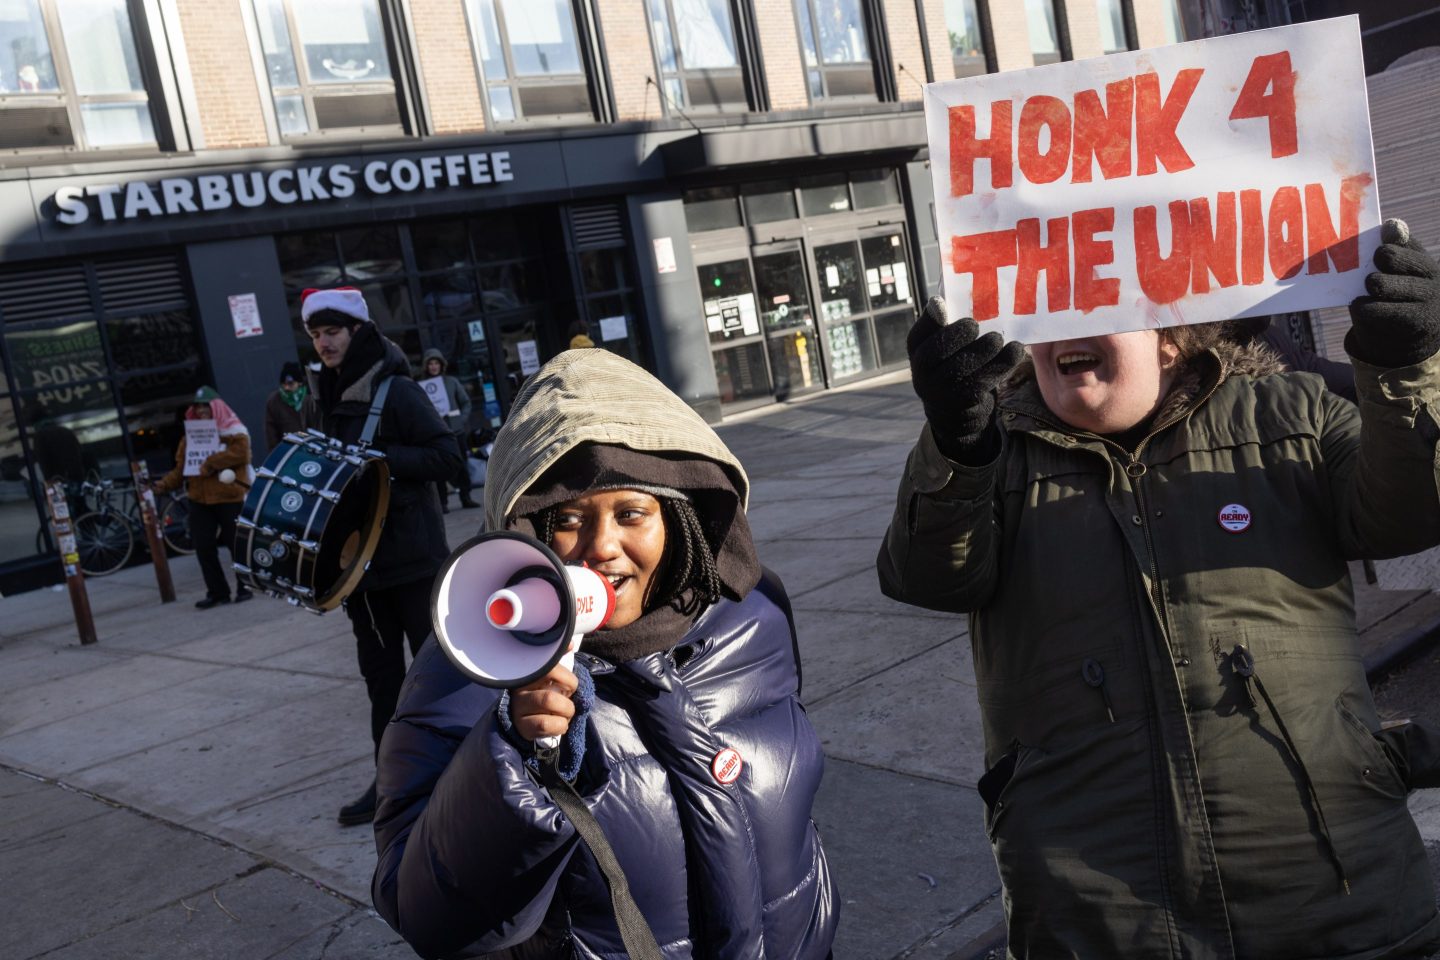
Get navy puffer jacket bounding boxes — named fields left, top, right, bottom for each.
left=371, top=569, right=837, bottom=959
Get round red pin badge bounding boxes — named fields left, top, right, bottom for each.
left=711, top=747, right=743, bottom=785
left=1217, top=503, right=1252, bottom=533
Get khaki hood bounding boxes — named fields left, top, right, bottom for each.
left=484, top=349, right=749, bottom=530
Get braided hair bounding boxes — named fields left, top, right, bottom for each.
left=531, top=494, right=723, bottom=618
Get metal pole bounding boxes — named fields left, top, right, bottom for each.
left=131, top=461, right=176, bottom=603
left=45, top=479, right=98, bottom=645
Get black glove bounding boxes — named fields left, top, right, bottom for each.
left=907, top=296, right=1025, bottom=464
left=1346, top=218, right=1440, bottom=368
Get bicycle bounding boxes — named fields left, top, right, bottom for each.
left=35, top=476, right=195, bottom=576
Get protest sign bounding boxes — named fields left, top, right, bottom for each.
left=924, top=16, right=1378, bottom=344
left=419, top=376, right=452, bottom=416
left=183, top=420, right=221, bottom=476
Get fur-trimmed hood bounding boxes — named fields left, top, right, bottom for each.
left=1000, top=334, right=1286, bottom=431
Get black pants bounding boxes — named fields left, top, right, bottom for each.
left=435, top=434, right=472, bottom=505
left=189, top=500, right=242, bottom=601
left=346, top=576, right=434, bottom=757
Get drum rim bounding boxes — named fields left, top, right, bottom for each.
left=314, top=458, right=391, bottom=611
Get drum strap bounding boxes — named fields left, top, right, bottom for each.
left=360, top=376, right=395, bottom=448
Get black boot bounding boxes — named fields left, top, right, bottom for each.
left=337, top=780, right=377, bottom=826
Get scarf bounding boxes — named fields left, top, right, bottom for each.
left=187, top=397, right=248, bottom=437
left=280, top=385, right=307, bottom=412
left=509, top=444, right=761, bottom=663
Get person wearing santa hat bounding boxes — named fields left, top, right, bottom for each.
left=302, top=286, right=463, bottom=826
left=152, top=386, right=255, bottom=608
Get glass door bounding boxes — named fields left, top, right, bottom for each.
left=697, top=257, right=773, bottom=408
left=811, top=239, right=879, bottom=382
left=859, top=229, right=917, bottom=369
left=751, top=243, right=824, bottom=399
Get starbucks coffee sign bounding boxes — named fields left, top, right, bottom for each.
left=51, top=150, right=515, bottom=226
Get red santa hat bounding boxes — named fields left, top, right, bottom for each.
left=301, top=287, right=371, bottom=328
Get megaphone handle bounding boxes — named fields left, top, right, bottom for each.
left=534, top=640, right=580, bottom=752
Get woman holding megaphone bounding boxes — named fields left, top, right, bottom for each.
left=372, top=349, right=837, bottom=959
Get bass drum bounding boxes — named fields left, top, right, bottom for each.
left=234, top=430, right=389, bottom=612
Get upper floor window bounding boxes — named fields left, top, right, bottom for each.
left=793, top=0, right=877, bottom=101
left=1162, top=0, right=1185, bottom=44
left=647, top=0, right=748, bottom=114
left=253, top=0, right=403, bottom=139
left=944, top=0, right=989, bottom=78
left=0, top=0, right=157, bottom=153
left=465, top=0, right=594, bottom=124
left=1025, top=0, right=1069, bottom=65
left=1096, top=0, right=1132, bottom=54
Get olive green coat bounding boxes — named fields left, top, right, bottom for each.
left=878, top=343, right=1440, bottom=959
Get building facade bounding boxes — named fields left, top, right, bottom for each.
left=0, top=0, right=1185, bottom=592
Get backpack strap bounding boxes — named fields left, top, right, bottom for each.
left=359, top=376, right=395, bottom=448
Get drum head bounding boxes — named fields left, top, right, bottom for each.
left=313, top=460, right=390, bottom=609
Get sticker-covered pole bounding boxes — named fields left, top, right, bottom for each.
left=45, top=479, right=97, bottom=645
left=131, top=461, right=176, bottom=603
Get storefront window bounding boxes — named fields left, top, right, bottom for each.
left=793, top=0, right=877, bottom=101
left=0, top=0, right=157, bottom=151
left=251, top=0, right=403, bottom=140
left=753, top=250, right=822, bottom=398
left=1096, top=0, right=1129, bottom=54
left=647, top=0, right=747, bottom=113
left=464, top=0, right=593, bottom=124
left=944, top=0, right=988, bottom=78
left=683, top=186, right=743, bottom=232
left=799, top=174, right=851, bottom=217
left=851, top=169, right=900, bottom=209
left=741, top=181, right=799, bottom=225
left=1026, top=0, right=1066, bottom=65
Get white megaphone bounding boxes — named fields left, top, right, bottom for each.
left=431, top=530, right=616, bottom=749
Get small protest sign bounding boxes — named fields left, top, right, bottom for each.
left=419, top=376, right=452, bottom=417
left=924, top=16, right=1379, bottom=344
left=183, top=420, right=221, bottom=476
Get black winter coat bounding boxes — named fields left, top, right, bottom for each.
left=372, top=571, right=837, bottom=959
left=313, top=325, right=460, bottom=591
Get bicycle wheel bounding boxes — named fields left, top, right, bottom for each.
left=74, top=511, right=135, bottom=576
left=159, top=497, right=195, bottom=555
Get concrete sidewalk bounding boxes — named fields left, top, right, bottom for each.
left=3, top=371, right=1437, bottom=960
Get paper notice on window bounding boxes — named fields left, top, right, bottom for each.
left=705, top=299, right=723, bottom=333
left=419, top=376, right=451, bottom=416
left=517, top=339, right=540, bottom=375
left=825, top=265, right=841, bottom=289
left=737, top=293, right=760, bottom=336
left=599, top=316, right=628, bottom=341
left=183, top=420, right=222, bottom=477
left=468, top=320, right=486, bottom=342
left=894, top=262, right=911, bottom=302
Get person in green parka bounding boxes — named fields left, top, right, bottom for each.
left=878, top=218, right=1440, bottom=959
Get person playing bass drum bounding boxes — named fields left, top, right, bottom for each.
left=302, top=286, right=462, bottom=827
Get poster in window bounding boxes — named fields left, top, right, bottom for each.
left=599, top=316, right=628, bottom=342
left=517, top=339, right=540, bottom=375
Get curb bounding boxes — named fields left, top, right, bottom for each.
left=1364, top=595, right=1440, bottom=685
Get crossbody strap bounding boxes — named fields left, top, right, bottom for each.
left=360, top=376, right=394, bottom=447
left=539, top=763, right=665, bottom=959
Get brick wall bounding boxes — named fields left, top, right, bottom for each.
left=409, top=0, right=486, bottom=134
left=175, top=0, right=268, bottom=149
left=1061, top=0, right=1104, bottom=59
left=596, top=0, right=663, bottom=121
left=754, top=0, right=809, bottom=110
left=987, top=0, right=1036, bottom=71
left=1131, top=0, right=1173, bottom=48
left=883, top=0, right=926, bottom=100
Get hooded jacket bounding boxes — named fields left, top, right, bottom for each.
left=154, top=398, right=253, bottom=505
left=421, top=348, right=473, bottom=439
left=372, top=349, right=837, bottom=959
left=878, top=339, right=1440, bottom=959
left=312, top=324, right=461, bottom=591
